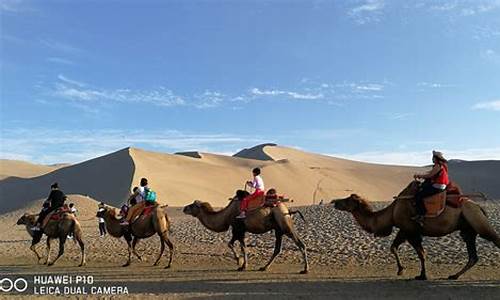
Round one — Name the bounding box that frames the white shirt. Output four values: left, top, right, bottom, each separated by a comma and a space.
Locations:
136, 186, 147, 202
98, 208, 105, 223
252, 175, 265, 191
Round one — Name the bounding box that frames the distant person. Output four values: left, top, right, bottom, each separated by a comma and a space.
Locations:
32, 183, 66, 233
67, 203, 77, 239
97, 203, 107, 237
319, 199, 324, 206
412, 151, 450, 226
237, 168, 265, 218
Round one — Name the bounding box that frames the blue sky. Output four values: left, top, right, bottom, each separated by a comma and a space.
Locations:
1, 0, 499, 165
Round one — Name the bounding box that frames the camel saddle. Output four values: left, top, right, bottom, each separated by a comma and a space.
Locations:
247, 191, 290, 211
423, 192, 447, 218
137, 203, 159, 220
422, 182, 467, 218
247, 194, 265, 210
42, 207, 70, 228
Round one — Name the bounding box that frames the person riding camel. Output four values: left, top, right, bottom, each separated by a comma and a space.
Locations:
121, 178, 156, 226
32, 182, 66, 232
237, 167, 265, 218
412, 150, 450, 225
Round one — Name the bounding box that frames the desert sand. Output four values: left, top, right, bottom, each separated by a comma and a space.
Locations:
0, 195, 499, 298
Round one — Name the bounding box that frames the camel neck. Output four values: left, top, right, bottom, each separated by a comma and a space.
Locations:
352, 203, 394, 235
197, 201, 238, 232
103, 211, 125, 237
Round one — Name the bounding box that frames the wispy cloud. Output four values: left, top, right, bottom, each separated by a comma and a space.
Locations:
44, 75, 389, 111
348, 0, 385, 25
47, 57, 75, 65
1, 0, 24, 12
480, 49, 500, 63
40, 39, 83, 54
50, 75, 185, 108
250, 88, 324, 100
426, 0, 500, 16
0, 128, 266, 164
417, 82, 456, 89
473, 100, 500, 111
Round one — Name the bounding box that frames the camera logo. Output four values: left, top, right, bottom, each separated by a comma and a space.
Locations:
0, 278, 28, 293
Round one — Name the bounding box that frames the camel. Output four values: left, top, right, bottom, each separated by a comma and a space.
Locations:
96, 204, 174, 268
332, 180, 500, 280
16, 212, 86, 266
183, 190, 309, 274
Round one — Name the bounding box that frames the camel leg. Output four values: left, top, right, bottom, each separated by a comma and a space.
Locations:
390, 231, 407, 276
44, 238, 52, 265
132, 237, 143, 261
237, 236, 248, 272
228, 235, 243, 268
30, 232, 43, 263
75, 232, 86, 267
449, 230, 478, 280
122, 234, 133, 267
163, 234, 174, 269
408, 235, 426, 280
48, 235, 67, 266
287, 231, 309, 274
153, 236, 164, 266
259, 230, 283, 272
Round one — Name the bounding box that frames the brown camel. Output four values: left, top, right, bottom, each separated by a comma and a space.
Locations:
96, 204, 174, 268
183, 190, 309, 274
16, 212, 86, 266
332, 181, 500, 280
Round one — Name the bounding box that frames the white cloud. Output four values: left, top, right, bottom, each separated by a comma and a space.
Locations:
473, 100, 500, 111
426, 0, 500, 16
0, 0, 23, 12
40, 39, 82, 54
44, 75, 390, 111
51, 76, 186, 107
417, 82, 456, 89
480, 49, 500, 63
348, 0, 385, 25
250, 88, 324, 100
47, 57, 75, 65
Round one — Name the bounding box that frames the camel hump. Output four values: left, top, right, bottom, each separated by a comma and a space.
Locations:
272, 202, 290, 215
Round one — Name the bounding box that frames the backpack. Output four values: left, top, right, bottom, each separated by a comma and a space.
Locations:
144, 187, 157, 203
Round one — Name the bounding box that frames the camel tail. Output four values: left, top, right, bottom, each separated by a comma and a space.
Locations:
463, 201, 500, 248
289, 210, 306, 223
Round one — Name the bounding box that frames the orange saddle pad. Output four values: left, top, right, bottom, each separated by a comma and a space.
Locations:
424, 192, 446, 218
247, 194, 265, 210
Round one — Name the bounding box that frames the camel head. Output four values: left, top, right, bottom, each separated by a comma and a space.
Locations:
183, 200, 204, 217
332, 194, 371, 213
17, 213, 35, 225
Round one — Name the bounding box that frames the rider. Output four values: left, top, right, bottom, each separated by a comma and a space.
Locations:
121, 178, 149, 226
237, 167, 265, 218
32, 182, 66, 232
412, 151, 450, 225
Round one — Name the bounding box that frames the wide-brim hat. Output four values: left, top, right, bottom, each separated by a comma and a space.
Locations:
432, 150, 447, 162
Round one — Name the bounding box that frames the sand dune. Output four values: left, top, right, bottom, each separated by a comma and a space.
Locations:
1, 144, 498, 215
0, 159, 65, 180
0, 149, 134, 214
